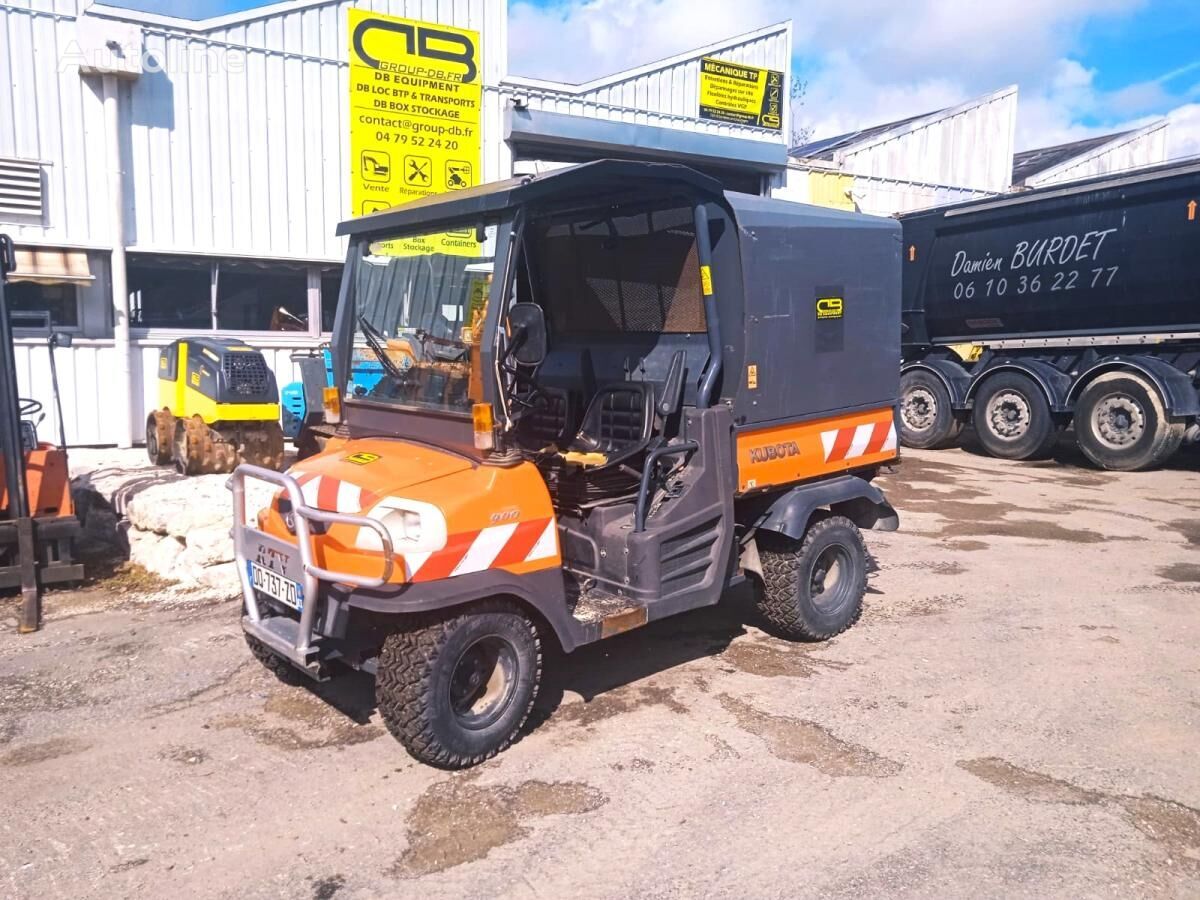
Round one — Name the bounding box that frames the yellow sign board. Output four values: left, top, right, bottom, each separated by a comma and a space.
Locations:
348, 10, 483, 255
698, 57, 783, 131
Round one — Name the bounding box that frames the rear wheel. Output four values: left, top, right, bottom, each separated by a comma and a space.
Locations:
376, 600, 542, 769
756, 515, 867, 642
972, 372, 1059, 460
1074, 371, 1185, 471
898, 369, 962, 449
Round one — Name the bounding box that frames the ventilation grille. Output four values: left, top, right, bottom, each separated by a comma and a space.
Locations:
0, 158, 44, 219
223, 353, 272, 396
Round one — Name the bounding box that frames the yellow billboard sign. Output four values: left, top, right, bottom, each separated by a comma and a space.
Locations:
348, 10, 483, 255
698, 57, 783, 131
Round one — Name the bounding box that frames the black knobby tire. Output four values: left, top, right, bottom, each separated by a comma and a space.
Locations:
1074, 371, 1185, 471
376, 600, 542, 769
756, 515, 868, 642
146, 413, 172, 465
245, 633, 307, 686
898, 369, 962, 449
972, 372, 1059, 460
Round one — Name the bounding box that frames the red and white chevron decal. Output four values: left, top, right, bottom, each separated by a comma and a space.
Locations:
292, 470, 377, 514
820, 419, 897, 463
406, 518, 558, 582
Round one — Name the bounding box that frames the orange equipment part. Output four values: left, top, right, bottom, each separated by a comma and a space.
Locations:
0, 444, 74, 519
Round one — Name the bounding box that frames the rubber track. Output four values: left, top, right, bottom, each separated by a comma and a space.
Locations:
756, 516, 865, 641
376, 600, 542, 769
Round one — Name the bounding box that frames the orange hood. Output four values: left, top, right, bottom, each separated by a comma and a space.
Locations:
287, 438, 473, 514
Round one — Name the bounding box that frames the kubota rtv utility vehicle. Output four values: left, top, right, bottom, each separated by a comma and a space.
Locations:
230, 161, 901, 768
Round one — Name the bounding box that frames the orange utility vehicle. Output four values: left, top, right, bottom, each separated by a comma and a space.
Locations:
230, 161, 901, 767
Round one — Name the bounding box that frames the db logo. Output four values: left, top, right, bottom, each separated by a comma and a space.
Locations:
352, 17, 478, 84
816, 297, 844, 320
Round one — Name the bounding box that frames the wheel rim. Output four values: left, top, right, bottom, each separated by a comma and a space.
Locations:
1092, 393, 1146, 449
986, 390, 1031, 440
448, 635, 518, 730
809, 544, 854, 613
901, 387, 937, 432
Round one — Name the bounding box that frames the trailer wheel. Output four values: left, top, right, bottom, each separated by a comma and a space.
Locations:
1074, 371, 1185, 471
898, 369, 962, 449
376, 600, 542, 769
756, 515, 867, 642
972, 372, 1059, 460
145, 412, 173, 465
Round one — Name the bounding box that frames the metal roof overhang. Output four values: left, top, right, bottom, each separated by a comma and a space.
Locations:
505, 107, 788, 175
335, 158, 730, 238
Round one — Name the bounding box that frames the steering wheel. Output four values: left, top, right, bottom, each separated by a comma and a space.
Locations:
19, 398, 42, 418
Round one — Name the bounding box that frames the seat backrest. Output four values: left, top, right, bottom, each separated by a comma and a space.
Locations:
573, 384, 654, 455
518, 386, 573, 446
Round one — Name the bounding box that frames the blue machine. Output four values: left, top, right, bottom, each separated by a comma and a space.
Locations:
281, 348, 387, 444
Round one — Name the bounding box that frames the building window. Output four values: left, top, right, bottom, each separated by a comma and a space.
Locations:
6, 282, 79, 329
128, 255, 212, 329
215, 259, 309, 331
319, 265, 343, 332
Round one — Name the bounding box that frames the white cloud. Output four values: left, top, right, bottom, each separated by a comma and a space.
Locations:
508, 0, 1194, 156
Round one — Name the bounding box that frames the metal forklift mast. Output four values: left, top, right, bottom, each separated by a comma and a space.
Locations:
0, 234, 41, 632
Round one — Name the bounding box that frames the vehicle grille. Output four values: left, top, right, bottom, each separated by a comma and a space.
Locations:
223, 353, 272, 396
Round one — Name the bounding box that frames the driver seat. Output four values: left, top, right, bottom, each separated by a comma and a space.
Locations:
565, 383, 655, 466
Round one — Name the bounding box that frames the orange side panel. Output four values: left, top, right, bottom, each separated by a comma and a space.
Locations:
736, 407, 897, 494
0, 445, 74, 518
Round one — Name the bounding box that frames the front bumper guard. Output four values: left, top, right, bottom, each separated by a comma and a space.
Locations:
228, 464, 394, 673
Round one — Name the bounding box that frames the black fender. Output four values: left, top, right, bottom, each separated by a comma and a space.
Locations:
329, 566, 589, 652
752, 474, 899, 541
1069, 355, 1200, 419
901, 357, 971, 407
968, 358, 1073, 413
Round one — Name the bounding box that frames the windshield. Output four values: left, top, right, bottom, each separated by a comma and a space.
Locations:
347, 226, 497, 415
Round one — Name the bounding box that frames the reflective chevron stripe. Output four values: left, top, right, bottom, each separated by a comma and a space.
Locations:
821, 419, 897, 463
410, 518, 557, 582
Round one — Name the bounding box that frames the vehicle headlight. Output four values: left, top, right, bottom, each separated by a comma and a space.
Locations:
398, 509, 422, 542
356, 498, 447, 553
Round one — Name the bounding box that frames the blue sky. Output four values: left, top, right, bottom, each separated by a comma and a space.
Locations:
112, 0, 1200, 153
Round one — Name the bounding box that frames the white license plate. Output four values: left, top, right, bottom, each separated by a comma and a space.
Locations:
249, 561, 303, 611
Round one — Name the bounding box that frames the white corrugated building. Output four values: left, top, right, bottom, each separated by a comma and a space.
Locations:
1, 0, 791, 446
1011, 120, 1169, 188
779, 87, 1019, 216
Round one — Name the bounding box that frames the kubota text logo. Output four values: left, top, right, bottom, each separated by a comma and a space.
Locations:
749, 441, 800, 463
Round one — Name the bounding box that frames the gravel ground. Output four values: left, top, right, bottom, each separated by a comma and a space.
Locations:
2, 443, 1199, 899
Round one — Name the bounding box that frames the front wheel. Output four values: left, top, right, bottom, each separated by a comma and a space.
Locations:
376, 600, 542, 769
972, 372, 1059, 460
146, 412, 173, 465
898, 369, 962, 449
755, 515, 868, 641
1074, 371, 1185, 471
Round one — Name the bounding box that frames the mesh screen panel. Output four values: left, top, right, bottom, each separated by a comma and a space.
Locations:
536, 204, 705, 335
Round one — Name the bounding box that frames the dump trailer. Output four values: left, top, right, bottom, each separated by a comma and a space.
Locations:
229, 160, 901, 768
899, 159, 1200, 470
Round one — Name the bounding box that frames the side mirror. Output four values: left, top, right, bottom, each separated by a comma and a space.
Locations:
507, 302, 547, 366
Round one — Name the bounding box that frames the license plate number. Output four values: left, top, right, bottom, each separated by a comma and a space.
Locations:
249, 561, 303, 611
